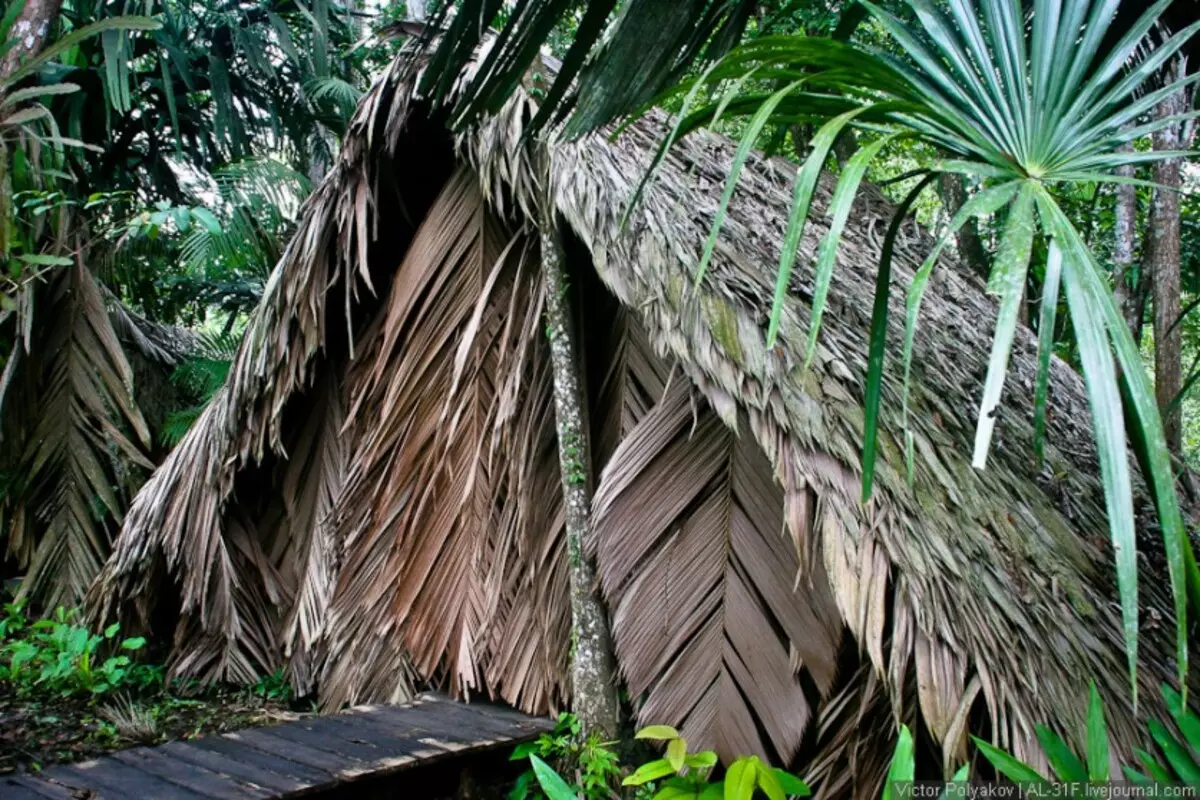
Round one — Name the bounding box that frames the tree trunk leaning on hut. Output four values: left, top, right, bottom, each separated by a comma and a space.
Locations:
538, 207, 620, 738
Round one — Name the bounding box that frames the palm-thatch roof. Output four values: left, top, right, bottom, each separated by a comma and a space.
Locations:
89, 44, 1192, 796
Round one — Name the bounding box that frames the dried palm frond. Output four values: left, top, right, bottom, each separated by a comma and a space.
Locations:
320, 165, 553, 709
2, 256, 152, 609
592, 374, 841, 763
802, 666, 898, 800
87, 62, 430, 680
99, 695, 159, 743
279, 376, 347, 694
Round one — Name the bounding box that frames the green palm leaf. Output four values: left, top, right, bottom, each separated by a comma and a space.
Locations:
972, 183, 1035, 468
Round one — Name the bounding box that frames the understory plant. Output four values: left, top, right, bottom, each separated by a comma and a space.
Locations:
526, 701, 1200, 799
510, 713, 626, 800
0, 601, 160, 697
521, 722, 816, 800
976, 681, 1200, 789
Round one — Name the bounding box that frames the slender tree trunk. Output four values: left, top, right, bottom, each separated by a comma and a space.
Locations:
1112, 149, 1140, 337
0, 0, 63, 95
939, 173, 989, 281
539, 207, 619, 738
1143, 66, 1187, 454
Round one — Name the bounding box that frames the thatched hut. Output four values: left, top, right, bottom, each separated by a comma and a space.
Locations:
90, 45, 1192, 796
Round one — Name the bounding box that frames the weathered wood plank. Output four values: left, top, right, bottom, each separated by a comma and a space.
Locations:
110, 745, 270, 799
371, 697, 547, 748
223, 727, 359, 774
49, 757, 200, 799
183, 735, 331, 788
158, 741, 312, 796
2, 775, 76, 800
0, 777, 52, 800
250, 718, 391, 764
328, 708, 453, 755
13, 694, 551, 798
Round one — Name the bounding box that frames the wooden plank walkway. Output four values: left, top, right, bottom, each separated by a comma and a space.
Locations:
1, 693, 552, 799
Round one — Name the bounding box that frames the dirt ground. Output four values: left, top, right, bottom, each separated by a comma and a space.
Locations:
0, 682, 295, 775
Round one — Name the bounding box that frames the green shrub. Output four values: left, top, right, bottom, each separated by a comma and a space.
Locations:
975, 681, 1200, 790
510, 714, 626, 800
0, 603, 161, 698
517, 719, 814, 800
250, 667, 293, 702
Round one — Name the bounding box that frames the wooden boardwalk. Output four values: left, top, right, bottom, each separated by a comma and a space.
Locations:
1, 694, 552, 799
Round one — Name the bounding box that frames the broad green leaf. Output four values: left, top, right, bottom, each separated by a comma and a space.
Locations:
1035, 725, 1086, 781
903, 180, 1020, 436
192, 208, 222, 234
973, 182, 1034, 469
102, 29, 129, 114
687, 751, 719, 769
700, 784, 723, 800
1163, 685, 1200, 751
624, 759, 678, 786
636, 725, 681, 741
862, 172, 938, 501
530, 755, 578, 800
653, 787, 700, 800
1037, 194, 1139, 702
508, 770, 533, 799
696, 80, 803, 289
1086, 681, 1110, 782
883, 725, 915, 800
806, 133, 897, 367
768, 105, 876, 345
1132, 748, 1174, 783
510, 741, 536, 760
972, 737, 1046, 784
755, 762, 786, 800
15, 254, 71, 267
667, 737, 687, 772
1033, 237, 1062, 468
724, 757, 758, 800
1039, 193, 1194, 699
940, 764, 969, 799
771, 769, 810, 797
1149, 719, 1200, 785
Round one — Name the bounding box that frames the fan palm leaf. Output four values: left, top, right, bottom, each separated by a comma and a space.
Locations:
655, 0, 1200, 702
